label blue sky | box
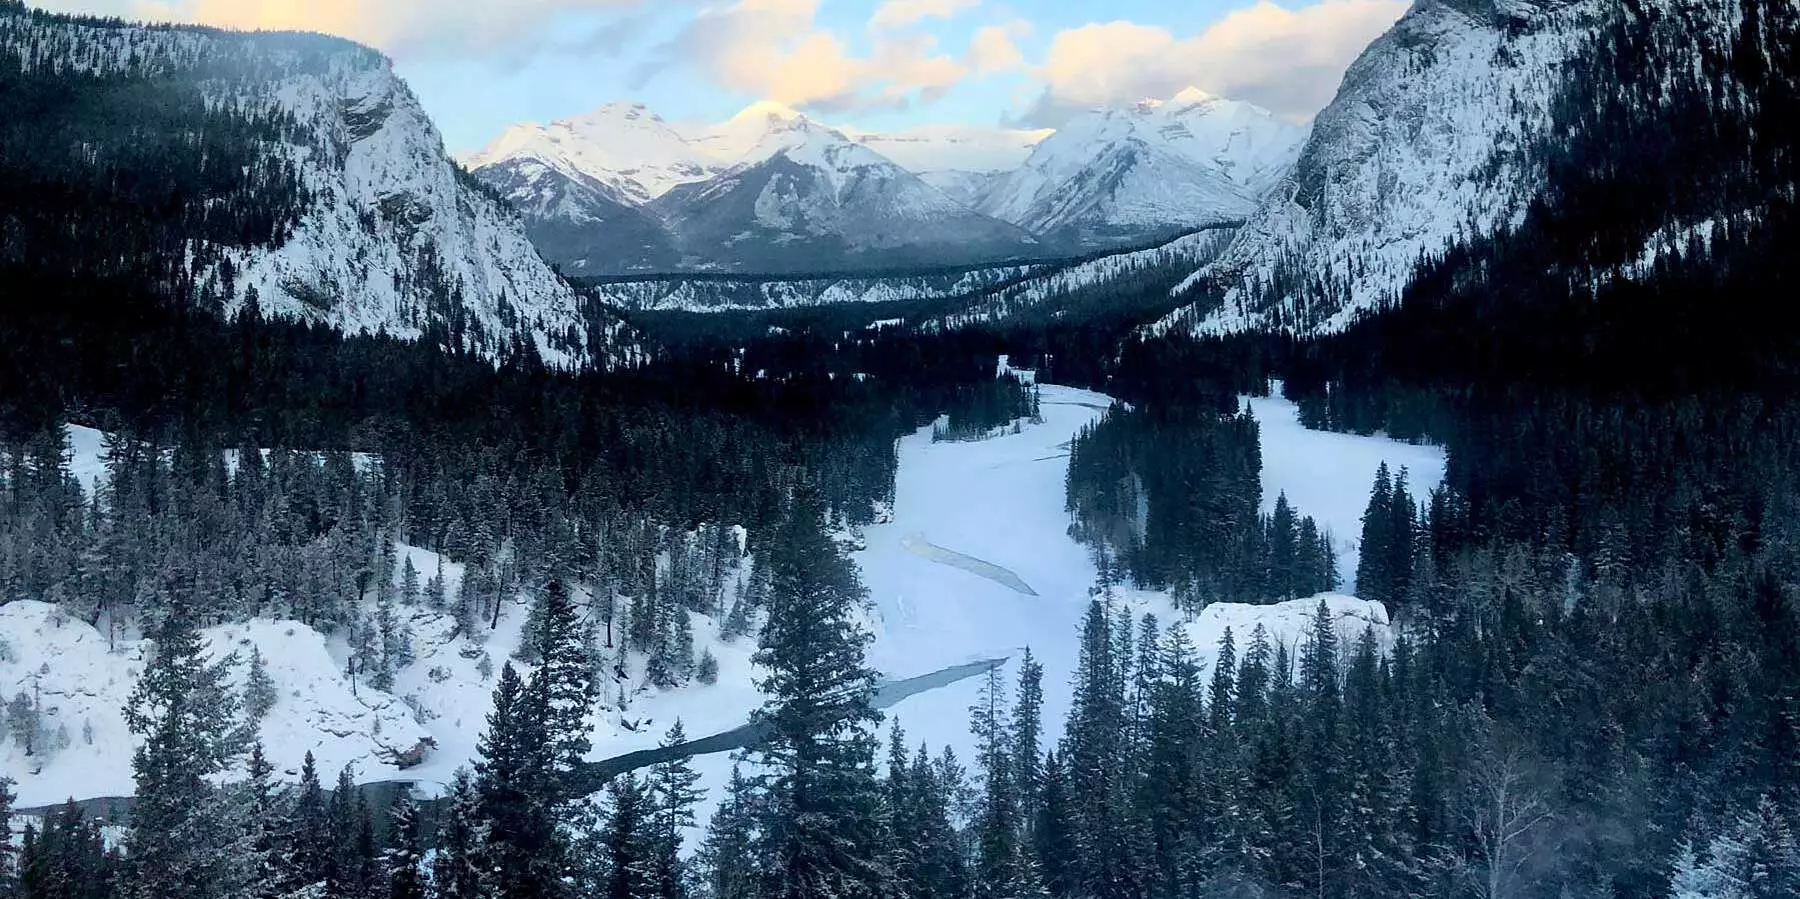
[46,0,1409,153]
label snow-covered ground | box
[8,380,1445,824]
[850,381,1444,768]
[1246,389,1446,593]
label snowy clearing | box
[1247,389,1446,593]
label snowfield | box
[5,381,1444,821]
[1247,389,1446,592]
[850,382,1444,771]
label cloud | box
[1024,0,1408,124]
[868,0,980,32]
[42,0,652,59]
[634,0,976,113]
[966,20,1028,75]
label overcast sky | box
[39,0,1408,153]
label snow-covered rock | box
[0,601,429,808]
[1155,0,1604,336]
[976,89,1307,248]
[647,116,1041,274]
[1180,594,1393,681]
[1,9,627,367]
[588,264,1048,313]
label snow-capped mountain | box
[473,154,680,273]
[976,89,1308,248]
[462,101,723,205]
[469,103,1041,274]
[1155,0,1605,336]
[840,123,1049,207]
[467,93,1298,275]
[647,116,1042,274]
[0,8,627,367]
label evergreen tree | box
[697,767,758,899]
[603,774,658,899]
[241,743,290,899]
[1356,464,1393,604]
[122,607,243,899]
[242,646,278,724]
[748,490,889,899]
[474,662,560,899]
[385,787,426,899]
[0,777,16,897]
[432,770,488,899]
[647,721,703,899]
[971,666,1023,899]
[289,751,333,894]
[1010,649,1045,824]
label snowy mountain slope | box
[0,8,621,367]
[976,90,1307,248]
[468,93,1303,274]
[462,101,718,204]
[0,600,431,807]
[931,227,1238,329]
[1153,0,1606,337]
[845,379,1442,788]
[474,154,680,274]
[470,102,1041,275]
[648,118,1042,274]
[586,264,1049,313]
[837,122,1051,176]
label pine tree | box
[971,665,1022,899]
[432,770,488,899]
[122,607,243,899]
[243,645,278,723]
[290,751,333,893]
[1033,751,1077,899]
[1356,464,1393,604]
[241,743,291,899]
[603,774,657,899]
[1011,649,1045,823]
[647,721,703,899]
[697,766,758,899]
[385,786,426,899]
[1269,493,1299,600]
[748,489,889,899]
[0,777,17,897]
[474,662,560,899]
[527,578,595,779]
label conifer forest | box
[2,1,1799,898]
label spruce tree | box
[748,489,889,899]
[475,662,560,899]
[0,777,15,897]
[122,607,243,899]
[971,665,1022,899]
[647,721,703,899]
[1356,464,1393,603]
[697,766,758,899]
[385,786,426,899]
[603,773,657,899]
[432,770,488,899]
[1010,649,1046,823]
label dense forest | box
[4,1,1800,899]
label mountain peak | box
[729,100,806,124]
[588,100,662,122]
[1167,86,1221,108]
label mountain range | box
[464,91,1305,275]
